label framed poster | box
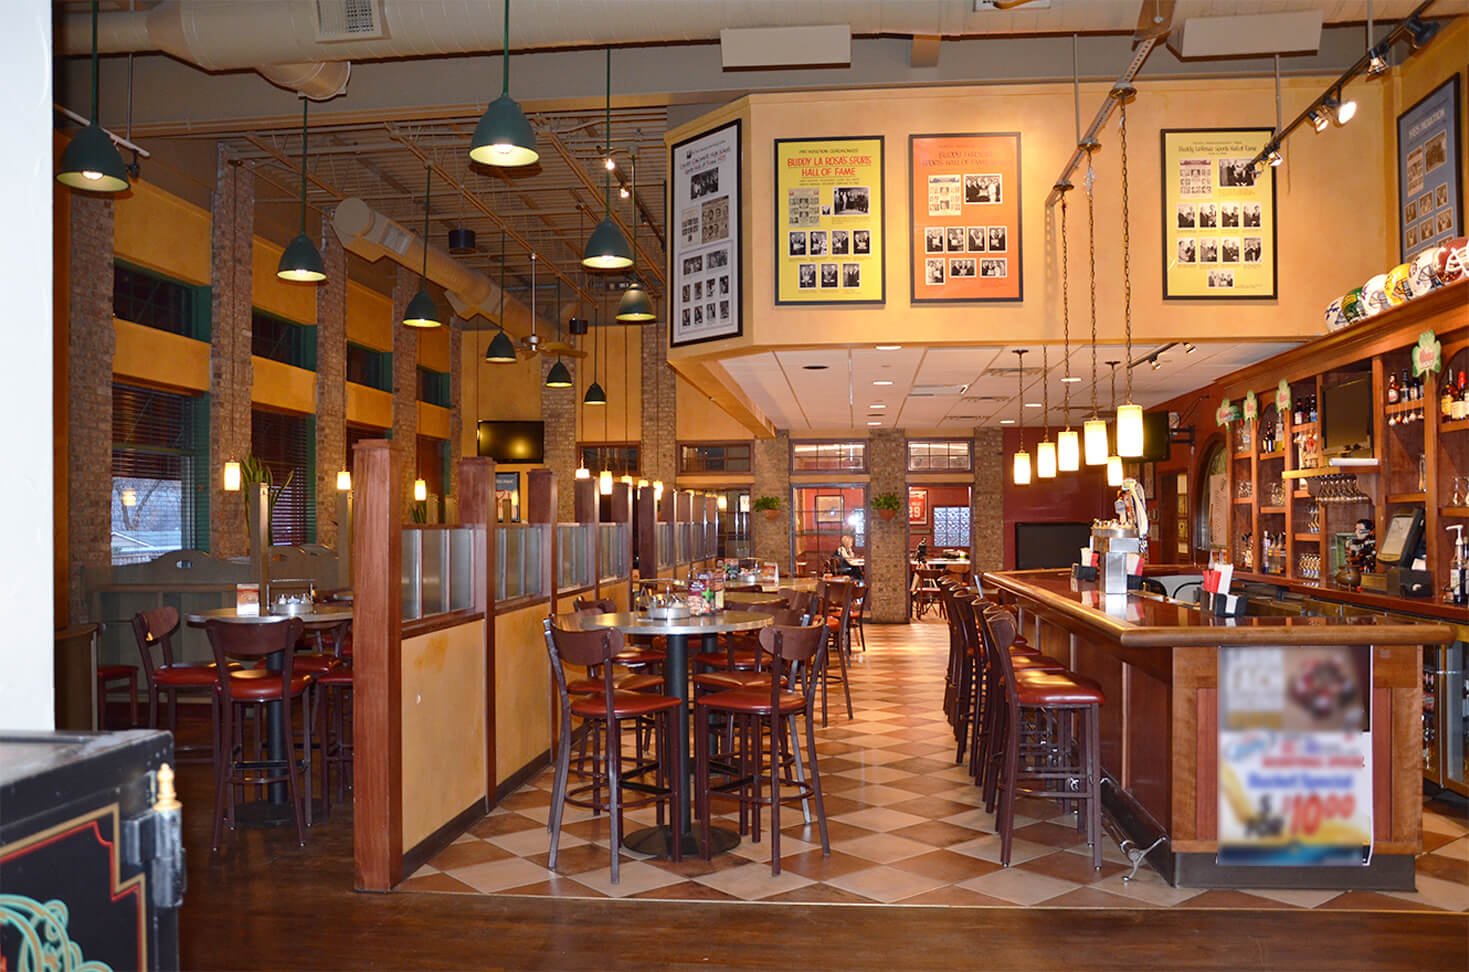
[774,136,885,304]
[909,133,1022,302]
[814,495,844,523]
[1397,74,1462,261]
[908,487,928,525]
[495,471,520,522]
[1161,129,1277,299]
[670,119,742,347]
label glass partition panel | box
[598,522,628,580]
[402,525,479,621]
[557,523,595,591]
[420,528,447,616]
[656,523,675,570]
[497,523,549,602]
[675,523,691,564]
[402,528,423,620]
[449,527,475,611]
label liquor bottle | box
[1443,373,1455,419]
[1308,394,1318,423]
[1460,369,1469,418]
[1294,397,1304,425]
[1386,372,1399,405]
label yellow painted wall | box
[494,602,552,786]
[113,181,212,285]
[675,373,751,441]
[417,402,450,440]
[401,619,487,848]
[112,320,209,393]
[669,76,1393,372]
[347,282,394,352]
[574,323,642,443]
[347,383,393,429]
[252,356,315,414]
[252,239,318,325]
[418,322,451,373]
[459,330,544,461]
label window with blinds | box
[251,409,316,545]
[252,309,316,370]
[113,261,208,339]
[417,367,450,407]
[112,383,207,564]
[347,342,392,391]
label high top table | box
[558,609,772,857]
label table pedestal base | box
[624,824,740,859]
[229,800,298,829]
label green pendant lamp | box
[584,311,607,405]
[57,0,130,193]
[469,1,539,167]
[616,153,655,321]
[544,260,573,388]
[277,98,326,282]
[403,166,441,328]
[485,229,517,362]
[582,50,632,270]
[545,359,573,388]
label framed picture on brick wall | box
[670,119,742,347]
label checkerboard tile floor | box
[400,621,1469,910]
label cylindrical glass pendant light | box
[1057,428,1080,472]
[1011,349,1031,486]
[1107,455,1124,487]
[1083,418,1109,466]
[1036,440,1057,479]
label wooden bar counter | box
[982,568,1456,890]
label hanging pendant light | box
[544,263,573,388]
[1056,185,1079,473]
[1113,85,1143,458]
[1037,344,1057,479]
[545,359,573,387]
[599,469,614,495]
[1106,360,1124,487]
[485,229,517,361]
[57,0,130,193]
[617,153,656,321]
[403,166,441,328]
[582,50,633,270]
[584,310,606,405]
[575,466,592,480]
[1080,141,1107,466]
[1012,349,1031,486]
[277,99,326,282]
[469,1,539,167]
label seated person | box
[834,534,863,580]
[912,540,927,564]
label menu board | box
[909,133,1022,302]
[1397,74,1462,261]
[774,136,885,304]
[1161,129,1277,300]
[670,120,742,346]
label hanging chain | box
[1061,193,1071,426]
[1041,345,1049,440]
[1120,95,1133,404]
[1086,147,1098,419]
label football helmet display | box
[1339,287,1369,323]
[1408,248,1444,296]
[1360,273,1389,316]
[1438,237,1467,284]
[1323,295,1348,331]
[1383,263,1412,305]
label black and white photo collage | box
[1174,171,1263,290]
[678,245,734,330]
[791,184,871,291]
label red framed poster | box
[909,132,1022,302]
[908,487,929,525]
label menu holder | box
[235,583,261,617]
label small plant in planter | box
[871,492,903,521]
[752,495,782,521]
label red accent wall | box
[1001,429,1113,569]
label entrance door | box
[791,485,866,576]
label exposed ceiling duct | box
[331,197,574,335]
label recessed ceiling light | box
[1024,402,1042,408]
[872,379,894,386]
[867,420,882,426]
[868,403,887,409]
[1061,376,1083,383]
[999,419,1015,425]
[802,364,829,370]
[875,344,902,351]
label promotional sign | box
[775,136,885,304]
[1217,645,1374,867]
[670,120,742,346]
[909,133,1022,302]
[1161,129,1277,299]
[1397,75,1462,261]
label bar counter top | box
[981,569,1455,649]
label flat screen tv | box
[1321,375,1373,457]
[1140,409,1172,462]
[1015,522,1093,570]
[477,420,544,463]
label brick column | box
[639,322,676,485]
[209,149,254,559]
[867,428,908,623]
[972,428,1004,574]
[751,430,790,569]
[391,266,419,522]
[314,222,347,548]
[541,355,578,522]
[66,193,115,624]
[448,314,463,501]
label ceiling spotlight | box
[999,418,1015,425]
[1405,16,1441,49]
[1267,146,1283,167]
[1323,94,1355,126]
[1367,48,1389,76]
[619,185,630,198]
[1151,357,1163,371]
[875,344,902,351]
[1024,402,1042,408]
[1308,109,1328,133]
[867,420,882,426]
[1183,343,1196,354]
[604,156,616,171]
[868,403,887,409]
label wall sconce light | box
[336,470,351,491]
[223,461,242,492]
[414,479,428,502]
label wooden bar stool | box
[96,663,138,729]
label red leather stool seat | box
[1010,654,1068,672]
[700,689,806,715]
[571,690,681,720]
[290,653,340,675]
[154,662,237,688]
[1014,670,1106,707]
[315,668,353,688]
[567,671,662,694]
[692,670,780,692]
[223,668,313,702]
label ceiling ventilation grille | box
[983,366,1042,377]
[379,222,413,257]
[908,384,968,398]
[316,0,385,41]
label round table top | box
[724,591,786,607]
[186,603,354,625]
[561,609,773,637]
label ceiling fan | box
[517,328,586,359]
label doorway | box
[791,485,866,576]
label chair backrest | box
[850,584,867,617]
[572,596,617,614]
[780,589,813,616]
[543,619,628,720]
[131,606,182,675]
[976,604,1021,711]
[946,563,972,577]
[204,617,305,700]
[757,620,828,701]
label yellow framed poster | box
[1161,129,1277,300]
[774,136,885,304]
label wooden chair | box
[132,607,237,762]
[96,663,138,729]
[815,578,854,726]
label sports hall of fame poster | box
[1397,74,1462,262]
[1161,129,1277,300]
[670,119,742,346]
[775,136,885,304]
[910,133,1022,302]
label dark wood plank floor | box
[173,727,1468,971]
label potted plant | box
[752,495,782,521]
[871,492,903,521]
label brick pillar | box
[315,222,347,547]
[751,430,790,569]
[66,193,115,624]
[639,322,676,485]
[391,266,419,522]
[972,428,1004,574]
[448,315,463,501]
[867,428,908,622]
[541,356,578,522]
[209,149,254,559]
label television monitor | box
[1015,522,1093,570]
[1321,375,1373,457]
[477,420,544,463]
[1140,410,1172,462]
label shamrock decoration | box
[1412,330,1441,378]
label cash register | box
[1379,508,1431,597]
